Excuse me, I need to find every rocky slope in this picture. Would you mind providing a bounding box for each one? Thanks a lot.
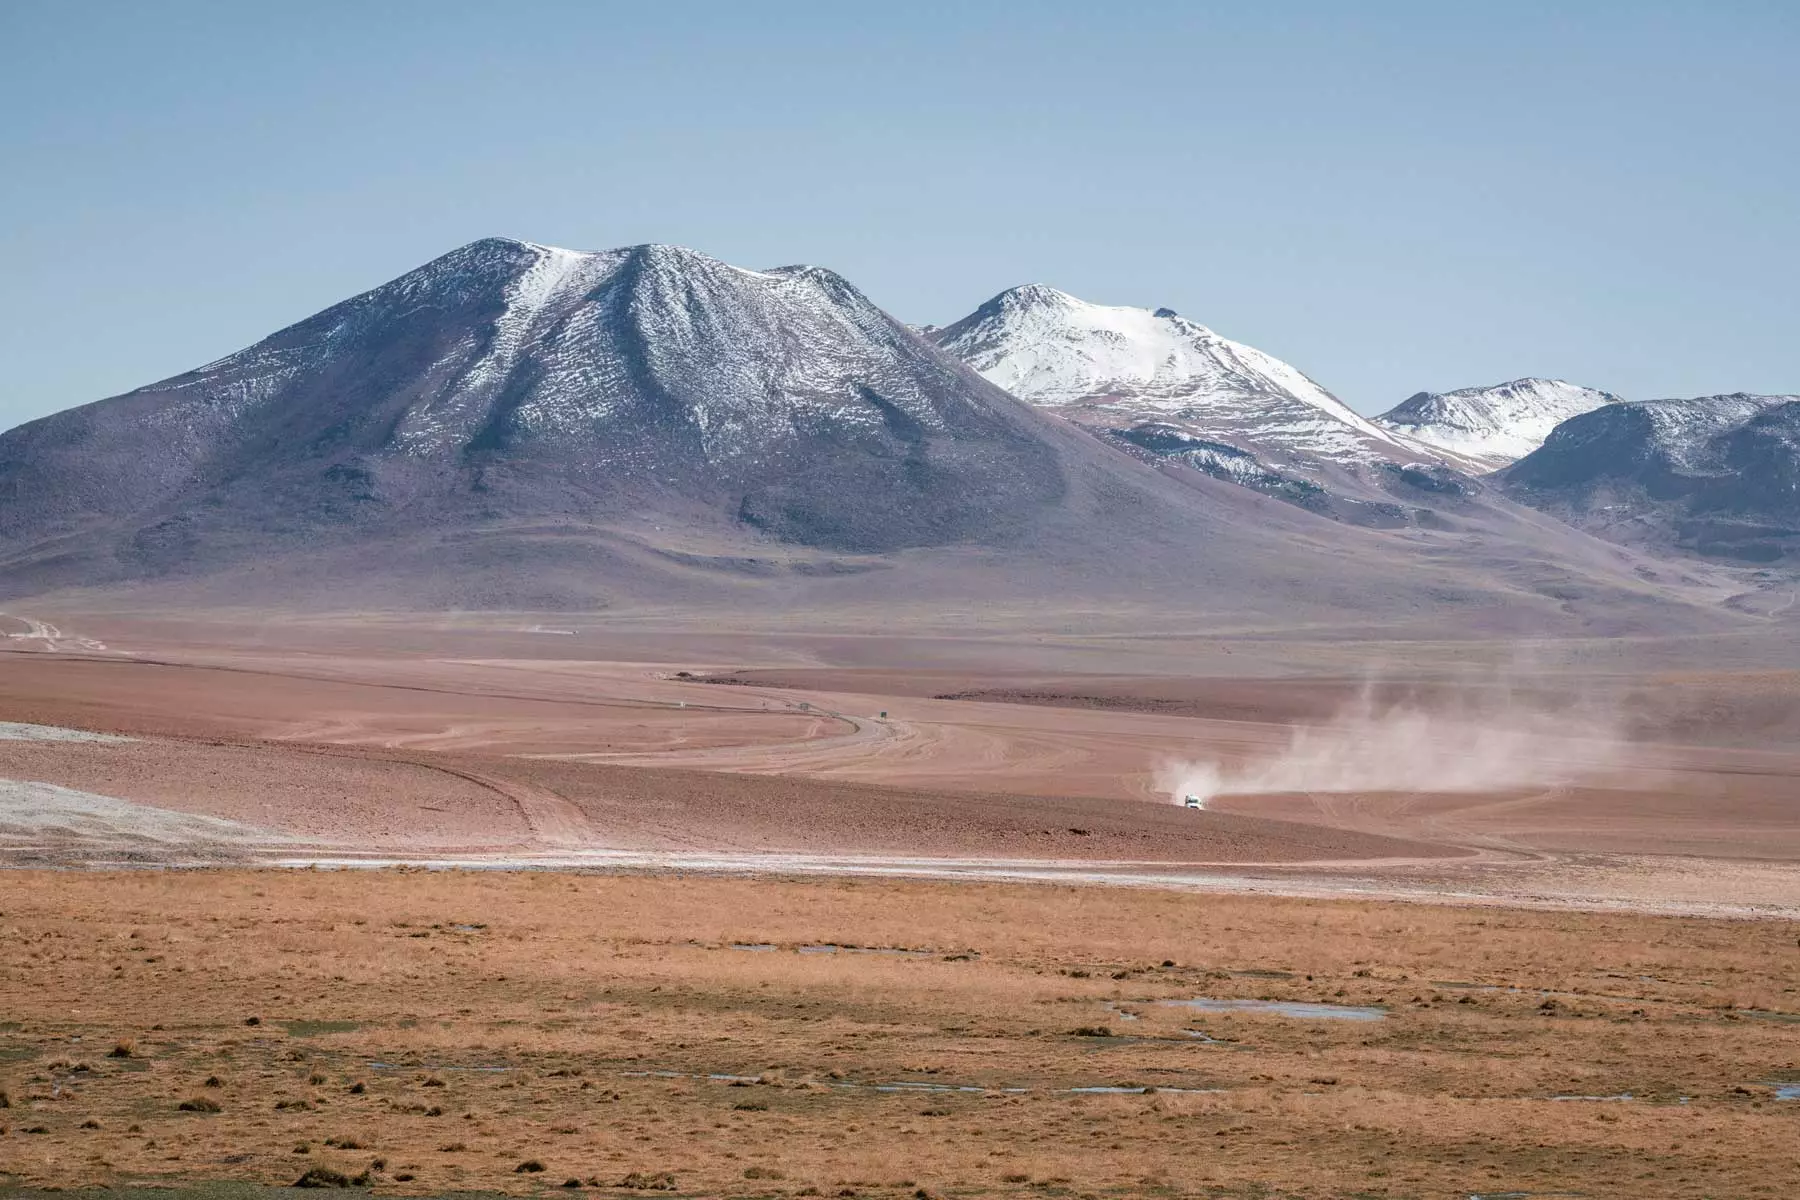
[1376,378,1623,470]
[1501,393,1800,564]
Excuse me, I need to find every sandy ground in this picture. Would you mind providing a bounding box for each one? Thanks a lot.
[0,607,1796,914]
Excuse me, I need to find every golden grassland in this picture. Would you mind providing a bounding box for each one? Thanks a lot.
[1,869,1797,1198]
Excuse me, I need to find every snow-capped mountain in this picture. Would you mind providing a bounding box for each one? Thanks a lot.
[0,239,1746,626]
[1501,393,1800,564]
[0,238,1097,588]
[930,285,1415,467]
[1376,378,1622,470]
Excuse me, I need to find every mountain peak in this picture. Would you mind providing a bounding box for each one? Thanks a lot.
[1376,378,1623,469]
[929,285,1400,462]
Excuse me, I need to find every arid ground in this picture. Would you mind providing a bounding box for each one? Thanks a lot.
[1,871,1797,1199]
[2,607,1799,913]
[2,606,1798,1197]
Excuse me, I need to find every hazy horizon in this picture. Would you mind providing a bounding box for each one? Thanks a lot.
[3,0,1796,429]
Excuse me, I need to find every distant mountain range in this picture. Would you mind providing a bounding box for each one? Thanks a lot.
[0,238,1782,619]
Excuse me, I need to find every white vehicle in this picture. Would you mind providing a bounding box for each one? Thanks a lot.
[1181,794,1205,810]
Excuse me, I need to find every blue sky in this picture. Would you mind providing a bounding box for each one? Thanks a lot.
[2,0,1795,428]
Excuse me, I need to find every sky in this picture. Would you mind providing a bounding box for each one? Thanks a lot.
[2,0,1796,429]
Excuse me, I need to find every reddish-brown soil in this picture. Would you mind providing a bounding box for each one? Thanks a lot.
[0,607,1797,913]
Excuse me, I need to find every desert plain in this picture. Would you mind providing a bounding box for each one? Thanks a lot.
[2,604,1798,1198]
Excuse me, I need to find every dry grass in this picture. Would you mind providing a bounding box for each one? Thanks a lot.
[0,870,1796,1197]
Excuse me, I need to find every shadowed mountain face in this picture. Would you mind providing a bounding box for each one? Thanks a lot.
[0,240,1074,580]
[1501,394,1800,564]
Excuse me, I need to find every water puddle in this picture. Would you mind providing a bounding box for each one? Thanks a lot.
[729,941,961,958]
[619,1067,1218,1097]
[1763,1082,1800,1100]
[1738,1009,1800,1024]
[797,943,939,958]
[284,1019,360,1037]
[1158,998,1386,1022]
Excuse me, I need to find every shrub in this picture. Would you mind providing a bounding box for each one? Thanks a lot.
[108,1040,135,1059]
[619,1172,677,1191]
[515,1160,547,1174]
[177,1096,222,1113]
[293,1167,369,1188]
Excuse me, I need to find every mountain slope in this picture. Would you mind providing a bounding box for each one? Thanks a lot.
[0,239,1082,572]
[1500,393,1800,564]
[1376,378,1622,470]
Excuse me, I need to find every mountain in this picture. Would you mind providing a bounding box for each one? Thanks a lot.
[927,285,1510,528]
[930,284,1414,466]
[0,239,1089,579]
[0,239,1737,631]
[1500,393,1800,564]
[1376,378,1623,470]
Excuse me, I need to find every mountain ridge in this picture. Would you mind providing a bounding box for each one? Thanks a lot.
[0,238,1750,631]
[1376,378,1623,470]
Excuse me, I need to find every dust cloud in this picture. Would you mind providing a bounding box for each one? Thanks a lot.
[1158,679,1627,806]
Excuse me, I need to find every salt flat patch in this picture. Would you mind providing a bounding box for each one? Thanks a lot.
[0,779,282,851]
[0,721,134,744]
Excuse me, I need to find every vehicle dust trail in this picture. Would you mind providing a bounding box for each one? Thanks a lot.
[1157,676,1629,808]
